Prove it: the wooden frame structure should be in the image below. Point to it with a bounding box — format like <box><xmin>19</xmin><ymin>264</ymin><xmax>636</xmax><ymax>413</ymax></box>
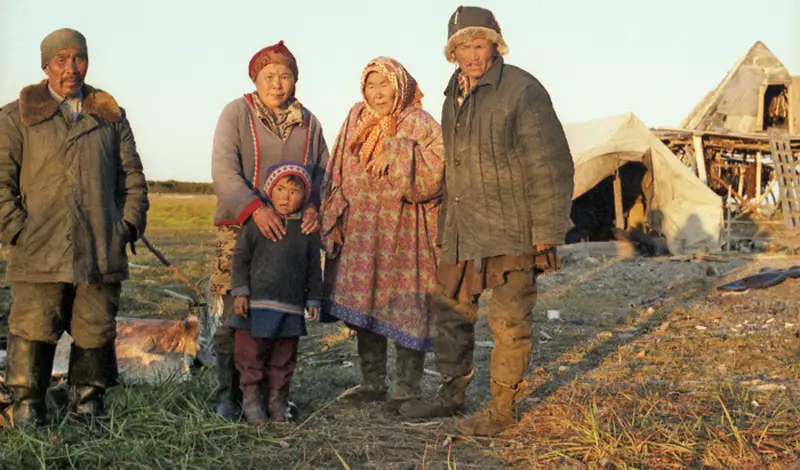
<box><xmin>654</xmin><ymin>128</ymin><xmax>800</xmax><ymax>220</ymax></box>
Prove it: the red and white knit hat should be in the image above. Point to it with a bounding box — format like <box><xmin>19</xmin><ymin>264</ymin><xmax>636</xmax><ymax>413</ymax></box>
<box><xmin>263</xmin><ymin>162</ymin><xmax>311</xmax><ymax>204</ymax></box>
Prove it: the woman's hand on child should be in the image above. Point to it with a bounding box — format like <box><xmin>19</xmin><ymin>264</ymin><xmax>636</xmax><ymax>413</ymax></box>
<box><xmin>301</xmin><ymin>205</ymin><xmax>320</xmax><ymax>235</ymax></box>
<box><xmin>234</xmin><ymin>296</ymin><xmax>250</xmax><ymax>317</ymax></box>
<box><xmin>305</xmin><ymin>306</ymin><xmax>319</xmax><ymax>321</ymax></box>
<box><xmin>254</xmin><ymin>205</ymin><xmax>286</xmax><ymax>241</ymax></box>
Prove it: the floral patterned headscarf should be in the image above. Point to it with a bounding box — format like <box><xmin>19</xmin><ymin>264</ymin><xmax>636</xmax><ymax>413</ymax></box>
<box><xmin>349</xmin><ymin>57</ymin><xmax>424</xmax><ymax>169</ymax></box>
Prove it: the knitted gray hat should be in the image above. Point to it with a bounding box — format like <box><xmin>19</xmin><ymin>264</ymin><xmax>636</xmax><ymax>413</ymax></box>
<box><xmin>41</xmin><ymin>28</ymin><xmax>88</xmax><ymax>69</ymax></box>
<box><xmin>444</xmin><ymin>6</ymin><xmax>508</xmax><ymax>63</ymax></box>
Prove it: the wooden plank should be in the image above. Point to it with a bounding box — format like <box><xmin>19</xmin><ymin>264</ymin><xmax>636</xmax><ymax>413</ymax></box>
<box><xmin>614</xmin><ymin>170</ymin><xmax>624</xmax><ymax>230</ymax></box>
<box><xmin>737</xmin><ymin>165</ymin><xmax>745</xmax><ymax>196</ymax></box>
<box><xmin>791</xmin><ymin>77</ymin><xmax>800</xmax><ymax>135</ymax></box>
<box><xmin>693</xmin><ymin>135</ymin><xmax>708</xmax><ymax>184</ymax></box>
<box><xmin>756</xmin><ymin>151</ymin><xmax>763</xmax><ymax>200</ymax></box>
<box><xmin>653</xmin><ymin>127</ymin><xmax>800</xmax><ymax>143</ymax></box>
<box><xmin>756</xmin><ymin>83</ymin><xmax>767</xmax><ymax>132</ymax></box>
<box><xmin>558</xmin><ymin>241</ymin><xmax>637</xmax><ymax>259</ymax></box>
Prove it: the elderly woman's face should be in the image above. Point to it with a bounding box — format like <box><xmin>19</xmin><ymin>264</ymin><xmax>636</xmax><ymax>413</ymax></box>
<box><xmin>255</xmin><ymin>63</ymin><xmax>296</xmax><ymax>110</ymax></box>
<box><xmin>363</xmin><ymin>72</ymin><xmax>396</xmax><ymax>117</ymax></box>
<box><xmin>455</xmin><ymin>38</ymin><xmax>495</xmax><ymax>79</ymax></box>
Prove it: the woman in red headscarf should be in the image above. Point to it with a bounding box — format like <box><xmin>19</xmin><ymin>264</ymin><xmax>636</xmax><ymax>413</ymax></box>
<box><xmin>322</xmin><ymin>57</ymin><xmax>444</xmax><ymax>410</ymax></box>
<box><xmin>210</xmin><ymin>41</ymin><xmax>329</xmax><ymax>420</ymax></box>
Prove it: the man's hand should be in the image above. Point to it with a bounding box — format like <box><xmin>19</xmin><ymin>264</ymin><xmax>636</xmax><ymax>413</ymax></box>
<box><xmin>253</xmin><ymin>205</ymin><xmax>285</xmax><ymax>241</ymax></box>
<box><xmin>125</xmin><ymin>220</ymin><xmax>138</xmax><ymax>255</ymax></box>
<box><xmin>305</xmin><ymin>306</ymin><xmax>319</xmax><ymax>322</ymax></box>
<box><xmin>301</xmin><ymin>205</ymin><xmax>320</xmax><ymax>235</ymax></box>
<box><xmin>234</xmin><ymin>296</ymin><xmax>250</xmax><ymax>317</ymax></box>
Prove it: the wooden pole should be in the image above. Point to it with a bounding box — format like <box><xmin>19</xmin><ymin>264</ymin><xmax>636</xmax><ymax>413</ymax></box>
<box><xmin>725</xmin><ymin>205</ymin><xmax>731</xmax><ymax>251</ymax></box>
<box><xmin>693</xmin><ymin>135</ymin><xmax>708</xmax><ymax>184</ymax></box>
<box><xmin>614</xmin><ymin>169</ymin><xmax>624</xmax><ymax>230</ymax></box>
<box><xmin>140</xmin><ymin>235</ymin><xmax>205</xmax><ymax>299</ymax></box>
<box><xmin>756</xmin><ymin>151</ymin><xmax>763</xmax><ymax>200</ymax></box>
<box><xmin>737</xmin><ymin>164</ymin><xmax>745</xmax><ymax>197</ymax></box>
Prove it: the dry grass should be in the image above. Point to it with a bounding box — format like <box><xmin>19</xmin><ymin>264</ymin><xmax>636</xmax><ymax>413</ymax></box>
<box><xmin>496</xmin><ymin>256</ymin><xmax>800</xmax><ymax>469</ymax></box>
<box><xmin>1</xmin><ymin>194</ymin><xmax>800</xmax><ymax>468</ymax></box>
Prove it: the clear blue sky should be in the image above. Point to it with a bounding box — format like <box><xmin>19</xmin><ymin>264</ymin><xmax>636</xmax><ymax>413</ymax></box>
<box><xmin>1</xmin><ymin>0</ymin><xmax>798</xmax><ymax>182</ymax></box>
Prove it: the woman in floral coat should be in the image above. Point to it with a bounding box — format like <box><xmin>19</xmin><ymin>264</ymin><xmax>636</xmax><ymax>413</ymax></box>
<box><xmin>322</xmin><ymin>57</ymin><xmax>444</xmax><ymax>409</ymax></box>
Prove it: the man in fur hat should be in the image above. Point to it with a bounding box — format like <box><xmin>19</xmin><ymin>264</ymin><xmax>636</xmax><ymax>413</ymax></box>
<box><xmin>399</xmin><ymin>6</ymin><xmax>575</xmax><ymax>436</ymax></box>
<box><xmin>0</xmin><ymin>28</ymin><xmax>149</xmax><ymax>427</ymax></box>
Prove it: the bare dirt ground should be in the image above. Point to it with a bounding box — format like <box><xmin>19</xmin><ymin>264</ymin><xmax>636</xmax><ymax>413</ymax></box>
<box><xmin>286</xmin><ymin>251</ymin><xmax>800</xmax><ymax>468</ymax></box>
<box><xmin>1</xmin><ymin>195</ymin><xmax>798</xmax><ymax>468</ymax></box>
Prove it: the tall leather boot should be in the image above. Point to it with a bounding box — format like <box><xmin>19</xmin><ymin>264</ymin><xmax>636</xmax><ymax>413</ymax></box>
<box><xmin>457</xmin><ymin>379</ymin><xmax>525</xmax><ymax>436</ymax></box>
<box><xmin>344</xmin><ymin>327</ymin><xmax>388</xmax><ymax>403</ymax></box>
<box><xmin>386</xmin><ymin>344</ymin><xmax>425</xmax><ymax>413</ymax></box>
<box><xmin>4</xmin><ymin>335</ymin><xmax>56</xmax><ymax>428</ymax></box>
<box><xmin>214</xmin><ymin>351</ymin><xmax>241</xmax><ymax>421</ymax></box>
<box><xmin>241</xmin><ymin>382</ymin><xmax>268</xmax><ymax>425</ymax></box>
<box><xmin>68</xmin><ymin>342</ymin><xmax>118</xmax><ymax>419</ymax></box>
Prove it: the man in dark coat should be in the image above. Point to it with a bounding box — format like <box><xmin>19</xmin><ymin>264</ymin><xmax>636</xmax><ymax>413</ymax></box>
<box><xmin>0</xmin><ymin>28</ymin><xmax>149</xmax><ymax>427</ymax></box>
<box><xmin>399</xmin><ymin>6</ymin><xmax>575</xmax><ymax>436</ymax></box>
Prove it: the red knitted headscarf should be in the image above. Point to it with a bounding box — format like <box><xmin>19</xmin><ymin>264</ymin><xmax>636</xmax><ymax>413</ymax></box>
<box><xmin>248</xmin><ymin>40</ymin><xmax>298</xmax><ymax>82</ymax></box>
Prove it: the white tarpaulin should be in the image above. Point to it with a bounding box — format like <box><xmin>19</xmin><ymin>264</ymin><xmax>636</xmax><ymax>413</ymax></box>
<box><xmin>564</xmin><ymin>113</ymin><xmax>723</xmax><ymax>254</ymax></box>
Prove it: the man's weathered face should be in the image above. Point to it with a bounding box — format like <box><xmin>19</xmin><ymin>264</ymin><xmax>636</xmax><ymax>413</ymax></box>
<box><xmin>454</xmin><ymin>38</ymin><xmax>495</xmax><ymax>79</ymax></box>
<box><xmin>44</xmin><ymin>47</ymin><xmax>88</xmax><ymax>97</ymax></box>
<box><xmin>363</xmin><ymin>72</ymin><xmax>396</xmax><ymax>117</ymax></box>
<box><xmin>255</xmin><ymin>63</ymin><xmax>296</xmax><ymax>111</ymax></box>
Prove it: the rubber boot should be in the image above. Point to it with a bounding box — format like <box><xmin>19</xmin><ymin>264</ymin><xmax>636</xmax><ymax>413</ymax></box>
<box><xmin>241</xmin><ymin>383</ymin><xmax>268</xmax><ymax>425</ymax></box>
<box><xmin>398</xmin><ymin>369</ymin><xmax>474</xmax><ymax>418</ymax></box>
<box><xmin>68</xmin><ymin>343</ymin><xmax>118</xmax><ymax>420</ymax></box>
<box><xmin>344</xmin><ymin>327</ymin><xmax>388</xmax><ymax>403</ymax></box>
<box><xmin>214</xmin><ymin>351</ymin><xmax>241</xmax><ymax>421</ymax></box>
<box><xmin>457</xmin><ymin>379</ymin><xmax>525</xmax><ymax>436</ymax></box>
<box><xmin>385</xmin><ymin>344</ymin><xmax>424</xmax><ymax>413</ymax></box>
<box><xmin>4</xmin><ymin>335</ymin><xmax>56</xmax><ymax>428</ymax></box>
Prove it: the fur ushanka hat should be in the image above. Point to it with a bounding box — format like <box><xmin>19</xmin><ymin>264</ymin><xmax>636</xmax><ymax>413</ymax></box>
<box><xmin>444</xmin><ymin>6</ymin><xmax>508</xmax><ymax>63</ymax></box>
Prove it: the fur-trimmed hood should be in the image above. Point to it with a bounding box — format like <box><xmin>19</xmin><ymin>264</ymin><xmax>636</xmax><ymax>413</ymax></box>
<box><xmin>18</xmin><ymin>80</ymin><xmax>122</xmax><ymax>127</ymax></box>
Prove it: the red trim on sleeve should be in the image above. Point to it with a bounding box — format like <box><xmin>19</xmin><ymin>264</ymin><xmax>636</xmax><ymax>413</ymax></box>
<box><xmin>215</xmin><ymin>199</ymin><xmax>264</xmax><ymax>226</ymax></box>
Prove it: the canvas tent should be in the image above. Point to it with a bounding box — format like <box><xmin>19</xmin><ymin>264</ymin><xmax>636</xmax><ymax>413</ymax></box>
<box><xmin>680</xmin><ymin>41</ymin><xmax>799</xmax><ymax>134</ymax></box>
<box><xmin>564</xmin><ymin>112</ymin><xmax>723</xmax><ymax>254</ymax></box>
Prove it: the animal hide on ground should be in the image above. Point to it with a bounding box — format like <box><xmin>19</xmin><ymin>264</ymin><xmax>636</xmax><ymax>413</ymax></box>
<box><xmin>51</xmin><ymin>315</ymin><xmax>200</xmax><ymax>384</ymax></box>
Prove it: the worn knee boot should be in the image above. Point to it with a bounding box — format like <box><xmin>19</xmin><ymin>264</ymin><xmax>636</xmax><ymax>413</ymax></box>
<box><xmin>215</xmin><ymin>351</ymin><xmax>242</xmax><ymax>420</ymax></box>
<box><xmin>344</xmin><ymin>327</ymin><xmax>388</xmax><ymax>403</ymax></box>
<box><xmin>460</xmin><ymin>269</ymin><xmax>535</xmax><ymax>436</ymax></box>
<box><xmin>398</xmin><ymin>294</ymin><xmax>476</xmax><ymax>419</ymax></box>
<box><xmin>68</xmin><ymin>343</ymin><xmax>118</xmax><ymax>419</ymax></box>
<box><xmin>457</xmin><ymin>379</ymin><xmax>525</xmax><ymax>436</ymax></box>
<box><xmin>267</xmin><ymin>385</ymin><xmax>292</xmax><ymax>423</ymax></box>
<box><xmin>4</xmin><ymin>335</ymin><xmax>56</xmax><ymax>428</ymax></box>
<box><xmin>386</xmin><ymin>344</ymin><xmax>425</xmax><ymax>413</ymax></box>
<box><xmin>398</xmin><ymin>369</ymin><xmax>474</xmax><ymax>419</ymax></box>
<box><xmin>241</xmin><ymin>382</ymin><xmax>268</xmax><ymax>425</ymax></box>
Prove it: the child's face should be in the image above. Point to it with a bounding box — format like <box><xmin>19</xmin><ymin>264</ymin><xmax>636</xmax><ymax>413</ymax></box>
<box><xmin>271</xmin><ymin>177</ymin><xmax>305</xmax><ymax>216</ymax></box>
